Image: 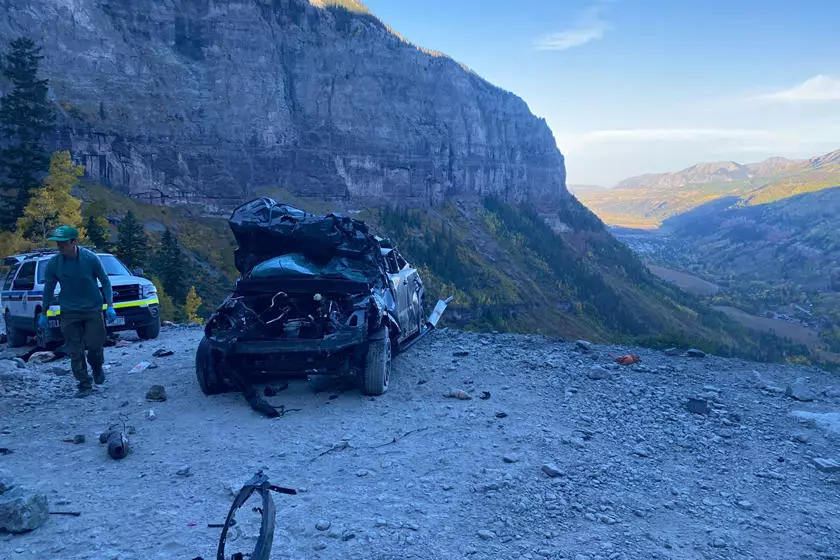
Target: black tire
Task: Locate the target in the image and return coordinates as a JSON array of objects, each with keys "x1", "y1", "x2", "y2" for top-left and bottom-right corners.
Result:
[
  {"x1": 5, "y1": 312, "x2": 28, "y2": 348},
  {"x1": 195, "y1": 336, "x2": 231, "y2": 395},
  {"x1": 363, "y1": 325, "x2": 391, "y2": 396},
  {"x1": 136, "y1": 318, "x2": 161, "y2": 340}
]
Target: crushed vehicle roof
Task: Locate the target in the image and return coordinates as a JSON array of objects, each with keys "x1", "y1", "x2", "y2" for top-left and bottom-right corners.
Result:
[{"x1": 229, "y1": 197, "x2": 388, "y2": 277}]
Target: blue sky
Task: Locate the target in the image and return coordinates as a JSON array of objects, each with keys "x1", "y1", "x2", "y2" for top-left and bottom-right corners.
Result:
[{"x1": 364, "y1": 0, "x2": 840, "y2": 186}]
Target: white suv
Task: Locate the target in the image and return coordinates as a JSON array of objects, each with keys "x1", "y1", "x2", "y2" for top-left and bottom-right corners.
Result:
[{"x1": 1, "y1": 249, "x2": 161, "y2": 347}]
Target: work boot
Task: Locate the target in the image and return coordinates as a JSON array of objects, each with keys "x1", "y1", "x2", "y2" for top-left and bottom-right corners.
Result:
[
  {"x1": 92, "y1": 368, "x2": 106, "y2": 385},
  {"x1": 74, "y1": 387, "x2": 93, "y2": 398}
]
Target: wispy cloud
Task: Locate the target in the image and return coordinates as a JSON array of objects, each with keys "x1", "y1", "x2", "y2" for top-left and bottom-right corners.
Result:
[
  {"x1": 535, "y1": 4, "x2": 612, "y2": 51},
  {"x1": 756, "y1": 75, "x2": 840, "y2": 102},
  {"x1": 571, "y1": 128, "x2": 778, "y2": 145}
]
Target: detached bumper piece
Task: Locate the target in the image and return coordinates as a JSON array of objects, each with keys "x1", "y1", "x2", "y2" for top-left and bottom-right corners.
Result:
[{"x1": 203, "y1": 471, "x2": 296, "y2": 560}]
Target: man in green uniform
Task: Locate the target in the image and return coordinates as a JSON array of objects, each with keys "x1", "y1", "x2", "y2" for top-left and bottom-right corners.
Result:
[{"x1": 38, "y1": 225, "x2": 117, "y2": 397}]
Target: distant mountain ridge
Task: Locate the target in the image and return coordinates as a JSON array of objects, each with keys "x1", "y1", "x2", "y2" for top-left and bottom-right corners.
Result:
[{"x1": 578, "y1": 148, "x2": 840, "y2": 228}]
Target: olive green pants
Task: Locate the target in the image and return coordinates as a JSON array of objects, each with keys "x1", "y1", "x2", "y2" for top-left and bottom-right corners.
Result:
[{"x1": 60, "y1": 310, "x2": 106, "y2": 390}]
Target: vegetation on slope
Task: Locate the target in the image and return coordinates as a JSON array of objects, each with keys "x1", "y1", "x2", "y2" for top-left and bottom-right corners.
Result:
[{"x1": 372, "y1": 196, "x2": 811, "y2": 363}]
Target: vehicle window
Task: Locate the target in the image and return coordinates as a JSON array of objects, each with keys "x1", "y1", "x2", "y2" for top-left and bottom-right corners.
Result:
[
  {"x1": 36, "y1": 260, "x2": 48, "y2": 285},
  {"x1": 3, "y1": 263, "x2": 21, "y2": 291},
  {"x1": 13, "y1": 262, "x2": 36, "y2": 291},
  {"x1": 99, "y1": 255, "x2": 132, "y2": 276},
  {"x1": 386, "y1": 253, "x2": 400, "y2": 274},
  {"x1": 394, "y1": 251, "x2": 408, "y2": 270}
]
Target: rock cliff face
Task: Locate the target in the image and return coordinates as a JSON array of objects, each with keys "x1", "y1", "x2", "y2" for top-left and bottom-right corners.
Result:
[{"x1": 0, "y1": 0, "x2": 567, "y2": 209}]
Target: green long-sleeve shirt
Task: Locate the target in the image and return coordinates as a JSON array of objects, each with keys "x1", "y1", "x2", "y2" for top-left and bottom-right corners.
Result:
[{"x1": 43, "y1": 248, "x2": 113, "y2": 312}]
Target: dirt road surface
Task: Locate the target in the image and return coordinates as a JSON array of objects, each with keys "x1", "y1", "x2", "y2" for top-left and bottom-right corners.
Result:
[{"x1": 1, "y1": 325, "x2": 839, "y2": 559}]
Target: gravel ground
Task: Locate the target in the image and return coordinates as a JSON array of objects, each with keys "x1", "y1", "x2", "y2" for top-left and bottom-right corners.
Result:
[{"x1": 1, "y1": 325, "x2": 839, "y2": 559}]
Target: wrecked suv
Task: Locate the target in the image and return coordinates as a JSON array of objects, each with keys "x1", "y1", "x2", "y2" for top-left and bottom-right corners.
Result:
[{"x1": 196, "y1": 198, "x2": 434, "y2": 397}]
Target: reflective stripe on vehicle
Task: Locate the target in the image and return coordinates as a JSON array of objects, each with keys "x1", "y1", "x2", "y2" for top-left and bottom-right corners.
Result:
[{"x1": 44, "y1": 297, "x2": 160, "y2": 317}]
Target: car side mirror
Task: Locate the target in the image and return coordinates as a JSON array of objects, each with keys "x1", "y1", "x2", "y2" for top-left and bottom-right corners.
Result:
[{"x1": 133, "y1": 268, "x2": 144, "y2": 277}]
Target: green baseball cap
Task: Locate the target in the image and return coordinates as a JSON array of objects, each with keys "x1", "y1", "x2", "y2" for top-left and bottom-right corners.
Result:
[{"x1": 48, "y1": 225, "x2": 79, "y2": 242}]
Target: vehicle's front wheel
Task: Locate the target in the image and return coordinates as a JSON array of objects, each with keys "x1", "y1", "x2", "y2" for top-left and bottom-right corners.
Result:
[
  {"x1": 136, "y1": 319, "x2": 161, "y2": 340},
  {"x1": 195, "y1": 336, "x2": 231, "y2": 395},
  {"x1": 363, "y1": 325, "x2": 391, "y2": 396},
  {"x1": 5, "y1": 312, "x2": 27, "y2": 347}
]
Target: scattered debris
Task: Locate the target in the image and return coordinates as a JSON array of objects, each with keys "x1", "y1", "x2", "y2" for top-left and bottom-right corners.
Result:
[
  {"x1": 479, "y1": 391, "x2": 491, "y2": 400},
  {"x1": 28, "y1": 351, "x2": 56, "y2": 364},
  {"x1": 453, "y1": 349, "x2": 470, "y2": 357},
  {"x1": 130, "y1": 361, "x2": 151, "y2": 374},
  {"x1": 145, "y1": 385, "x2": 167, "y2": 402},
  {"x1": 61, "y1": 435, "x2": 85, "y2": 444},
  {"x1": 263, "y1": 382, "x2": 289, "y2": 397},
  {"x1": 786, "y1": 378, "x2": 816, "y2": 402},
  {"x1": 685, "y1": 348, "x2": 706, "y2": 358},
  {"x1": 49, "y1": 511, "x2": 81, "y2": 517},
  {"x1": 495, "y1": 412, "x2": 508, "y2": 419},
  {"x1": 152, "y1": 348, "x2": 174, "y2": 358},
  {"x1": 685, "y1": 398, "x2": 711, "y2": 415},
  {"x1": 211, "y1": 471, "x2": 296, "y2": 560},
  {"x1": 0, "y1": 486, "x2": 49, "y2": 533},
  {"x1": 0, "y1": 448, "x2": 12, "y2": 455},
  {"x1": 115, "y1": 340, "x2": 132, "y2": 348},
  {"x1": 811, "y1": 457, "x2": 840, "y2": 473},
  {"x1": 147, "y1": 408, "x2": 157, "y2": 421},
  {"x1": 100, "y1": 424, "x2": 130, "y2": 460},
  {"x1": 443, "y1": 389, "x2": 472, "y2": 400},
  {"x1": 614, "y1": 354, "x2": 641, "y2": 365}
]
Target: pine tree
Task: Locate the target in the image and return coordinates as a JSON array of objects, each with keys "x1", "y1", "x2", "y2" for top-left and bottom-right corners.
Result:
[
  {"x1": 184, "y1": 286, "x2": 203, "y2": 324},
  {"x1": 149, "y1": 276, "x2": 175, "y2": 323},
  {"x1": 0, "y1": 38, "x2": 55, "y2": 230},
  {"x1": 17, "y1": 151, "x2": 84, "y2": 244},
  {"x1": 84, "y1": 199, "x2": 111, "y2": 250},
  {"x1": 116, "y1": 210, "x2": 148, "y2": 270},
  {"x1": 153, "y1": 228, "x2": 189, "y2": 303}
]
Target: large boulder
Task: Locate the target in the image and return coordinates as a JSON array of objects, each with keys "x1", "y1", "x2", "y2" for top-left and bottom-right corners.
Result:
[{"x1": 0, "y1": 485, "x2": 49, "y2": 533}]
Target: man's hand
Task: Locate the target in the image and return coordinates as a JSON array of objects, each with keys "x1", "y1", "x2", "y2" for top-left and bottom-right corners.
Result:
[
  {"x1": 37, "y1": 313, "x2": 48, "y2": 330},
  {"x1": 105, "y1": 306, "x2": 117, "y2": 324}
]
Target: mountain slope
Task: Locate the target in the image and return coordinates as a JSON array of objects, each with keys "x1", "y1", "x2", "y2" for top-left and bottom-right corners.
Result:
[
  {"x1": 580, "y1": 149, "x2": 840, "y2": 228},
  {"x1": 0, "y1": 0, "x2": 566, "y2": 209}
]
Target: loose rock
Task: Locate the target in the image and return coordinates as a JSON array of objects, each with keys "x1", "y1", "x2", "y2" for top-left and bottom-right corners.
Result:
[
  {"x1": 541, "y1": 463, "x2": 564, "y2": 478},
  {"x1": 664, "y1": 347, "x2": 680, "y2": 356},
  {"x1": 586, "y1": 365, "x2": 610, "y2": 380},
  {"x1": 685, "y1": 348, "x2": 706, "y2": 358},
  {"x1": 477, "y1": 529, "x2": 495, "y2": 540},
  {"x1": 575, "y1": 340, "x2": 592, "y2": 352},
  {"x1": 685, "y1": 398, "x2": 711, "y2": 415},
  {"x1": 811, "y1": 457, "x2": 840, "y2": 473},
  {"x1": 786, "y1": 378, "x2": 816, "y2": 402},
  {"x1": 0, "y1": 486, "x2": 49, "y2": 533},
  {"x1": 443, "y1": 389, "x2": 472, "y2": 400},
  {"x1": 316, "y1": 520, "x2": 331, "y2": 531},
  {"x1": 175, "y1": 465, "x2": 191, "y2": 477}
]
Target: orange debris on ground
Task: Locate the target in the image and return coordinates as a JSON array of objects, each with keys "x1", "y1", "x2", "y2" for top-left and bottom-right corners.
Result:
[{"x1": 615, "y1": 354, "x2": 641, "y2": 366}]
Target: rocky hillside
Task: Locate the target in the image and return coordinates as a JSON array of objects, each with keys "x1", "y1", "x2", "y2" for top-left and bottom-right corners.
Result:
[
  {"x1": 0, "y1": 0, "x2": 566, "y2": 208},
  {"x1": 1, "y1": 328, "x2": 839, "y2": 559},
  {"x1": 579, "y1": 149, "x2": 840, "y2": 228}
]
